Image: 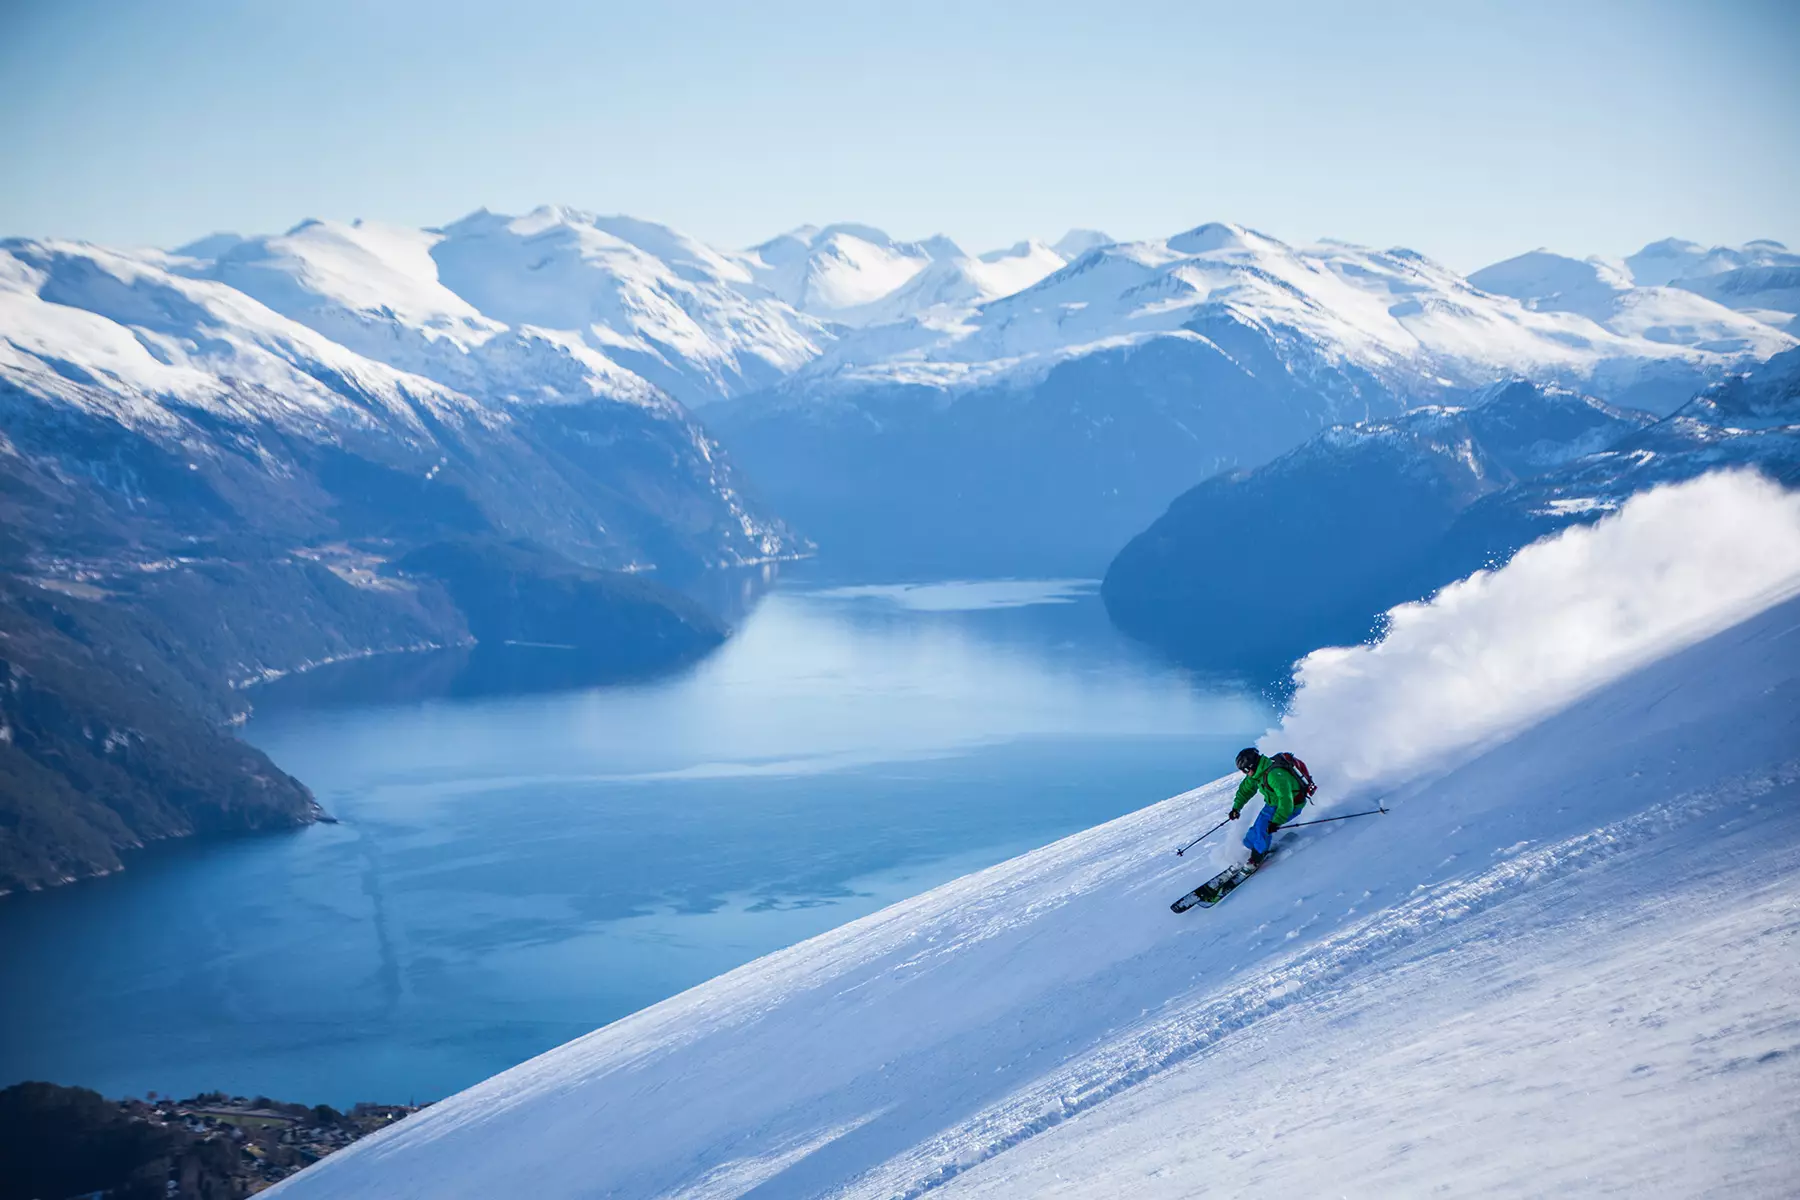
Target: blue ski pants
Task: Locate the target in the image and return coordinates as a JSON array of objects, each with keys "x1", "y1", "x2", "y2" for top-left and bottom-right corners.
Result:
[{"x1": 1243, "y1": 802, "x2": 1303, "y2": 855}]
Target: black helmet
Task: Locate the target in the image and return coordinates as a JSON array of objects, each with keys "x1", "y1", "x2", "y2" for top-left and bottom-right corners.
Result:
[{"x1": 1235, "y1": 747, "x2": 1261, "y2": 773}]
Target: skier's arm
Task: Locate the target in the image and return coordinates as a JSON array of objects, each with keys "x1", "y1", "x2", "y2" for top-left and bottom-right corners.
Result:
[{"x1": 1229, "y1": 773, "x2": 1258, "y2": 817}]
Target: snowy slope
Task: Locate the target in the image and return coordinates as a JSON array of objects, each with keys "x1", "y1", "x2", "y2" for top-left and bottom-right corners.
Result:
[
  {"x1": 426, "y1": 207, "x2": 831, "y2": 408},
  {"x1": 173, "y1": 209, "x2": 832, "y2": 412},
  {"x1": 265, "y1": 472, "x2": 1800, "y2": 1199},
  {"x1": 0, "y1": 237, "x2": 485, "y2": 437},
  {"x1": 187, "y1": 218, "x2": 505, "y2": 355}
]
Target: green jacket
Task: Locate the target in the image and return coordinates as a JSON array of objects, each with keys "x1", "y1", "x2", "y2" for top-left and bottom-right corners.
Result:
[{"x1": 1231, "y1": 755, "x2": 1307, "y2": 826}]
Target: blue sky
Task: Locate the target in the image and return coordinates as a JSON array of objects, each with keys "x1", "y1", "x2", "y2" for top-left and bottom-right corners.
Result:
[{"x1": 2, "y1": 0, "x2": 1795, "y2": 269}]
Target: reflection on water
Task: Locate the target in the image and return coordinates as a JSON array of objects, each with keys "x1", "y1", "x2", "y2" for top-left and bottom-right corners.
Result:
[
  {"x1": 0, "y1": 576, "x2": 1272, "y2": 1107},
  {"x1": 252, "y1": 563, "x2": 789, "y2": 711}
]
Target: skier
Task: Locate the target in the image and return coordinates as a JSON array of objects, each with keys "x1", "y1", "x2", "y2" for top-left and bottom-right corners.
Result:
[{"x1": 1227, "y1": 747, "x2": 1309, "y2": 867}]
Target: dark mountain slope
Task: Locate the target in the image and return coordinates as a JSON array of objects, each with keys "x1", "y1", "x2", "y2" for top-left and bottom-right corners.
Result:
[{"x1": 1102, "y1": 383, "x2": 1658, "y2": 675}]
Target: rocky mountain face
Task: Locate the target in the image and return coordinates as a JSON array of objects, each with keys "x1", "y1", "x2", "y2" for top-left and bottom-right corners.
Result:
[
  {"x1": 0, "y1": 579, "x2": 321, "y2": 895},
  {"x1": 1103, "y1": 353, "x2": 1800, "y2": 676},
  {"x1": 1432, "y1": 347, "x2": 1800, "y2": 581}
]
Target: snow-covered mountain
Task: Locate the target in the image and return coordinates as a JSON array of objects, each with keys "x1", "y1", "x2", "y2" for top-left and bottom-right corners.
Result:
[
  {"x1": 1475, "y1": 237, "x2": 1800, "y2": 339},
  {"x1": 176, "y1": 209, "x2": 832, "y2": 412},
  {"x1": 262, "y1": 472, "x2": 1800, "y2": 1198},
  {"x1": 738, "y1": 224, "x2": 957, "y2": 325},
  {"x1": 8, "y1": 209, "x2": 1795, "y2": 579},
  {"x1": 1, "y1": 236, "x2": 489, "y2": 438},
  {"x1": 1050, "y1": 228, "x2": 1113, "y2": 259},
  {"x1": 771, "y1": 222, "x2": 1791, "y2": 404},
  {"x1": 0, "y1": 233, "x2": 801, "y2": 576},
  {"x1": 731, "y1": 224, "x2": 1081, "y2": 328},
  {"x1": 834, "y1": 239, "x2": 1070, "y2": 327},
  {"x1": 712, "y1": 222, "x2": 1794, "y2": 572}
]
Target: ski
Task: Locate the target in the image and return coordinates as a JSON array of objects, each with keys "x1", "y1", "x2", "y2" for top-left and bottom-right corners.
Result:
[{"x1": 1170, "y1": 852, "x2": 1272, "y2": 912}]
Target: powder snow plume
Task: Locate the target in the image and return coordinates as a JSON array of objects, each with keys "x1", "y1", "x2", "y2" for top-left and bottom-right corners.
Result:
[{"x1": 1274, "y1": 469, "x2": 1800, "y2": 794}]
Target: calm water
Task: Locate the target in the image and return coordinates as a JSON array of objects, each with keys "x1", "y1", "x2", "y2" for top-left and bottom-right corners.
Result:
[{"x1": 0, "y1": 575, "x2": 1270, "y2": 1106}]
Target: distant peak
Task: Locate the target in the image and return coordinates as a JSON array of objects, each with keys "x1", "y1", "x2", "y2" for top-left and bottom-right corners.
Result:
[
  {"x1": 1634, "y1": 237, "x2": 1704, "y2": 257},
  {"x1": 520, "y1": 203, "x2": 591, "y2": 227},
  {"x1": 815, "y1": 222, "x2": 895, "y2": 247},
  {"x1": 1167, "y1": 222, "x2": 1284, "y2": 256},
  {"x1": 919, "y1": 234, "x2": 964, "y2": 260},
  {"x1": 434, "y1": 207, "x2": 509, "y2": 236},
  {"x1": 981, "y1": 240, "x2": 1045, "y2": 262},
  {"x1": 172, "y1": 232, "x2": 247, "y2": 260},
  {"x1": 758, "y1": 224, "x2": 822, "y2": 247},
  {"x1": 1051, "y1": 229, "x2": 1112, "y2": 259}
]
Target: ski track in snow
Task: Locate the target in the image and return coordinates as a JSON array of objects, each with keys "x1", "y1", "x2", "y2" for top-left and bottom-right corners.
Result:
[
  {"x1": 861, "y1": 762, "x2": 1800, "y2": 1198},
  {"x1": 938, "y1": 831, "x2": 1800, "y2": 1199}
]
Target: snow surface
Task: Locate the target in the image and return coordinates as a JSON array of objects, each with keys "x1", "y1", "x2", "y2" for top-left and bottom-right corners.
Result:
[{"x1": 265, "y1": 471, "x2": 1800, "y2": 1199}]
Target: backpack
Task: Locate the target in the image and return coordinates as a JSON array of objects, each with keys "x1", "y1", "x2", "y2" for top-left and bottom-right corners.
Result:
[{"x1": 1269, "y1": 751, "x2": 1317, "y2": 800}]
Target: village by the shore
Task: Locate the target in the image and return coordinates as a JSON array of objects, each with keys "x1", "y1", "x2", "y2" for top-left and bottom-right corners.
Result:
[{"x1": 1, "y1": 1082, "x2": 429, "y2": 1199}]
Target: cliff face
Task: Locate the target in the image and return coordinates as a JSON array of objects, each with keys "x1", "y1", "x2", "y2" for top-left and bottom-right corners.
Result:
[{"x1": 0, "y1": 582, "x2": 319, "y2": 896}]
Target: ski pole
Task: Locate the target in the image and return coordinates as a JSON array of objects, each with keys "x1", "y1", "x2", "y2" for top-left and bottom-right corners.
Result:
[
  {"x1": 1176, "y1": 816, "x2": 1233, "y2": 856},
  {"x1": 1278, "y1": 804, "x2": 1388, "y2": 831}
]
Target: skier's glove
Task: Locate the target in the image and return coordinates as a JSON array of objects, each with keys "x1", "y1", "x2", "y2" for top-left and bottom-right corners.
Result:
[{"x1": 1228, "y1": 809, "x2": 1241, "y2": 820}]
